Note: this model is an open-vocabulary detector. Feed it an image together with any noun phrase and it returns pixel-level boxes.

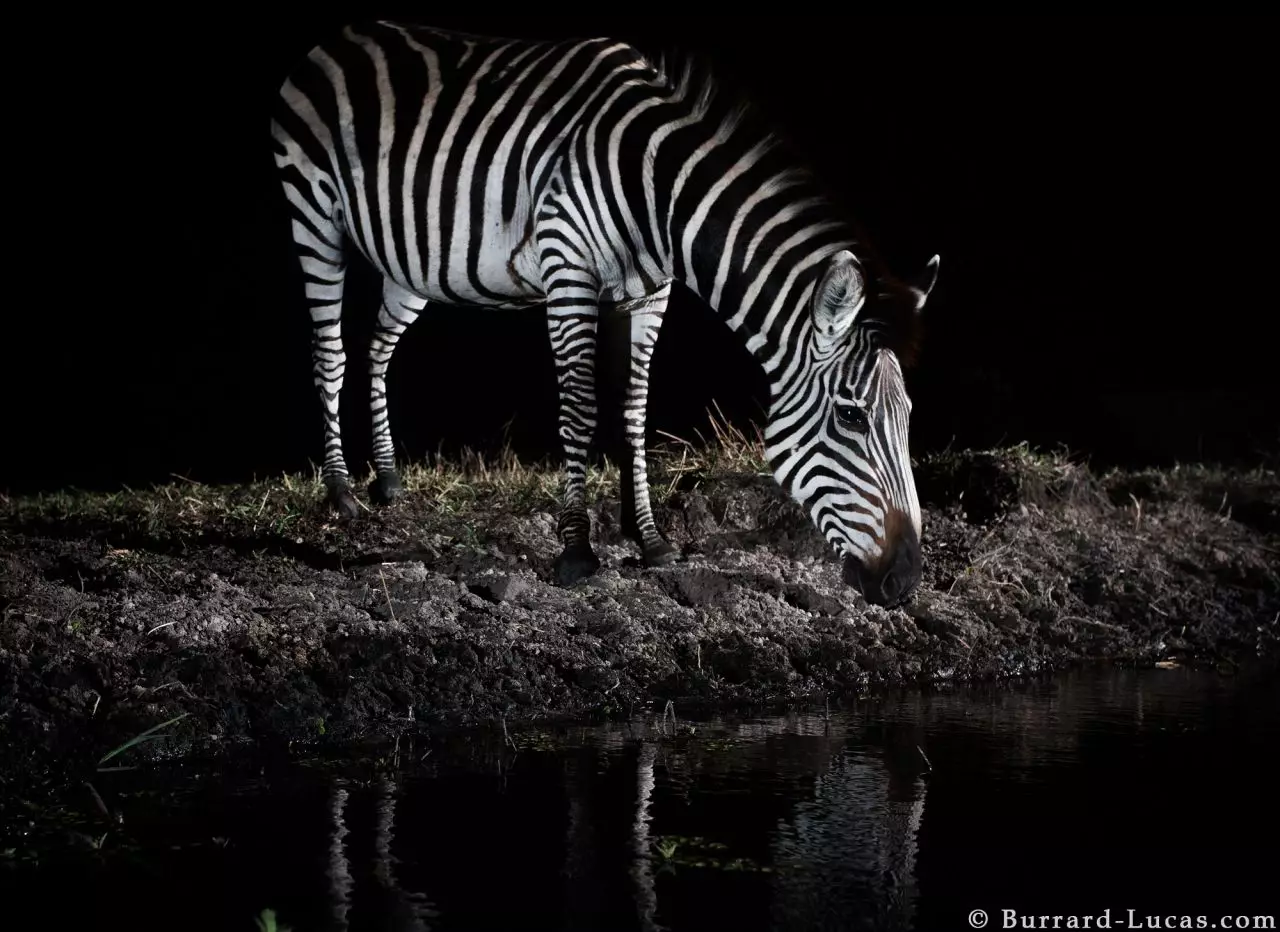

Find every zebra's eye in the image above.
[834,403,869,433]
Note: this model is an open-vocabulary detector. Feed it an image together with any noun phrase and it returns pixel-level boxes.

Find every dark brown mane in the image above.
[866,276,927,370]
[855,240,927,370]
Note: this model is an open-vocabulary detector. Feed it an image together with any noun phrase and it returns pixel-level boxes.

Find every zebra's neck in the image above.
[642,69,863,379]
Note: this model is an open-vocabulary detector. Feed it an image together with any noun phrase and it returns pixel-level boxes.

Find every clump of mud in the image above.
[1,446,1277,781]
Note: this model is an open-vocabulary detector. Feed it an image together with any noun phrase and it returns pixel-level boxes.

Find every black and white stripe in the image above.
[271,21,939,605]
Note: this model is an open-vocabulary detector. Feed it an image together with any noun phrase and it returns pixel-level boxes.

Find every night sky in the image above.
[7,13,1274,495]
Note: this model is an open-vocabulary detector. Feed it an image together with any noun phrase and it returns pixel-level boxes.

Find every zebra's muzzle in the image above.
[842,516,921,608]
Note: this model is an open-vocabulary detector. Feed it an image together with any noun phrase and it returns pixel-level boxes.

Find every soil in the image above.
[2,446,1277,790]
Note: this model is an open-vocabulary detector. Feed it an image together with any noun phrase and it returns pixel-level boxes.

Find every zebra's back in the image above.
[270,21,665,308]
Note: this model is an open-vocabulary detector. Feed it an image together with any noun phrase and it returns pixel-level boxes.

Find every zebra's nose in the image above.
[878,537,921,606]
[844,517,921,608]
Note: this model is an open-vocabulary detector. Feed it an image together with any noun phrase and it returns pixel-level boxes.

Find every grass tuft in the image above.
[4,407,1273,550]
[649,401,768,500]
[4,406,770,533]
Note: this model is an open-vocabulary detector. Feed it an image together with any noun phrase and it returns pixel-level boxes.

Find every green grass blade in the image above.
[97,712,190,767]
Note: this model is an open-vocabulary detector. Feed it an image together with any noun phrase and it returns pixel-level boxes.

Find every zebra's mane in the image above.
[646,46,927,370]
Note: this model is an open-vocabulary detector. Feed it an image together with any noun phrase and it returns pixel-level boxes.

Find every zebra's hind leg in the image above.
[617,285,679,567]
[543,282,603,586]
[294,221,359,519]
[368,279,428,506]
[273,122,358,518]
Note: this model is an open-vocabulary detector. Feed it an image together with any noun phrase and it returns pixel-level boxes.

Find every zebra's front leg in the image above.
[619,285,679,567]
[545,286,603,587]
[368,279,427,506]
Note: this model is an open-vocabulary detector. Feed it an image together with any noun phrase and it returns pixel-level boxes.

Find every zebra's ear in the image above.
[908,254,940,312]
[811,249,865,352]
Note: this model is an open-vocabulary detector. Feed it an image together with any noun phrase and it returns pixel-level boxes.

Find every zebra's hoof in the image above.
[369,471,405,506]
[643,540,681,567]
[553,544,601,587]
[327,485,362,521]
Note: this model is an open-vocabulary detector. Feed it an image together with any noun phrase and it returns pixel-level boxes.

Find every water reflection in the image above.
[766,745,926,931]
[631,741,660,932]
[324,775,438,932]
[9,663,1277,931]
[326,783,353,929]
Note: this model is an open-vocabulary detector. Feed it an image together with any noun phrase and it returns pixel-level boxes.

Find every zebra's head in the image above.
[764,248,939,608]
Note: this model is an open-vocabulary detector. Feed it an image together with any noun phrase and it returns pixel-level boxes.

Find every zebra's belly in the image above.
[350,229,547,310]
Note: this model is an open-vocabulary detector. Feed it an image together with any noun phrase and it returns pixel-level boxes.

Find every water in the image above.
[6,663,1278,931]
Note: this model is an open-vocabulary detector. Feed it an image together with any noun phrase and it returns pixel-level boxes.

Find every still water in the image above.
[6,663,1278,931]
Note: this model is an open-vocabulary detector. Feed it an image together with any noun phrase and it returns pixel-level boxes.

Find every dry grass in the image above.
[6,404,1273,555]
[3,405,768,540]
[648,400,769,499]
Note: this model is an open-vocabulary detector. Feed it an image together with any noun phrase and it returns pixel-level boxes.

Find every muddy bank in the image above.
[2,444,1277,781]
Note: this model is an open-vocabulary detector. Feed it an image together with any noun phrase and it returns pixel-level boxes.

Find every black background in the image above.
[6,13,1275,495]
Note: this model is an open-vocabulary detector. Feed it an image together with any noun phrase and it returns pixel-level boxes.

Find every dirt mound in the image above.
[2,446,1277,788]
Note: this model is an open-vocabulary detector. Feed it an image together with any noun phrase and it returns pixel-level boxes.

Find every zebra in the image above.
[270,22,939,607]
